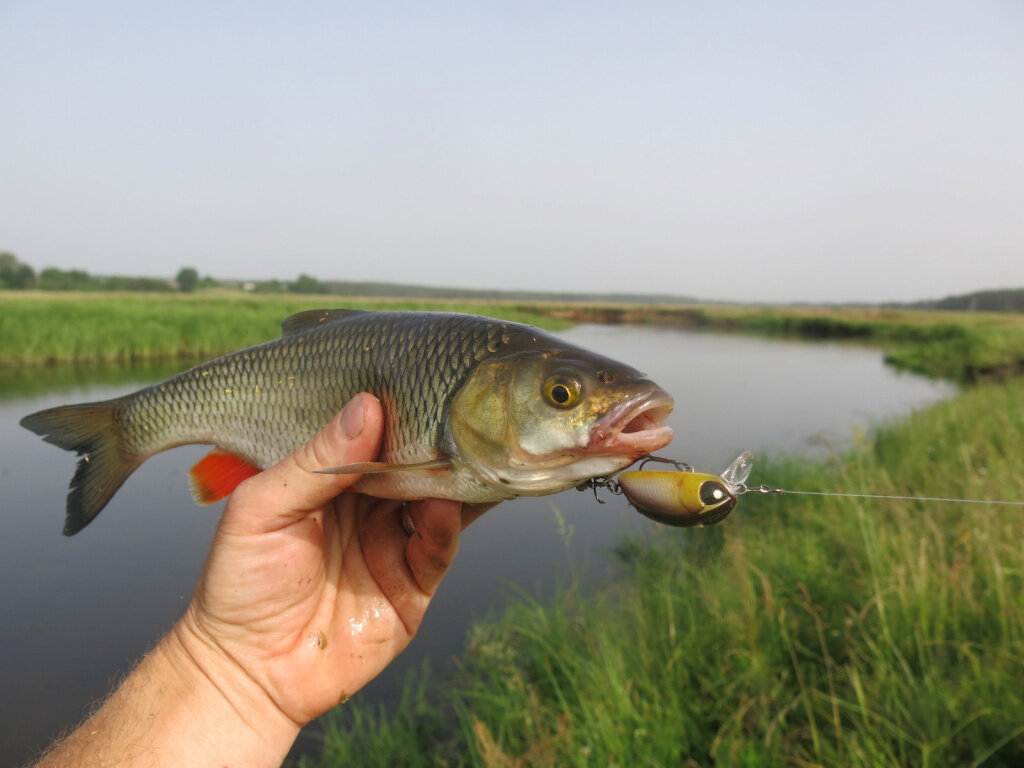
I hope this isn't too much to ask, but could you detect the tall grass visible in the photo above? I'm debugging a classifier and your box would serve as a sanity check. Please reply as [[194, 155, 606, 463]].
[[302, 378, 1024, 767], [5, 292, 1024, 381], [0, 291, 571, 366]]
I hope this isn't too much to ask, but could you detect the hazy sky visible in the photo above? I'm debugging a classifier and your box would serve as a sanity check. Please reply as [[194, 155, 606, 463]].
[[2, 1, 1022, 303]]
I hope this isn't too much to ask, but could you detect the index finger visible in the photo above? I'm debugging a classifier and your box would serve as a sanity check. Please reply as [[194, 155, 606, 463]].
[[223, 394, 385, 535]]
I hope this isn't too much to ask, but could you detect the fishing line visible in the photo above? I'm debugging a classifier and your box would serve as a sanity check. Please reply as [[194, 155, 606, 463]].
[[735, 484, 1024, 507]]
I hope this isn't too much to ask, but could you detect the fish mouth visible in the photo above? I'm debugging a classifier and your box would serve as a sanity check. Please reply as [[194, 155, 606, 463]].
[[587, 387, 674, 456]]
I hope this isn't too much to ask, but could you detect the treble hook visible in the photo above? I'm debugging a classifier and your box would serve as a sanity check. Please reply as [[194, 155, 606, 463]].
[[635, 455, 695, 473], [577, 454, 692, 504], [576, 475, 624, 504]]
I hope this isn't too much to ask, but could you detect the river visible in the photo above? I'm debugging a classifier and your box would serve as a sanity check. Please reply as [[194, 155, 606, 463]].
[[0, 325, 954, 765]]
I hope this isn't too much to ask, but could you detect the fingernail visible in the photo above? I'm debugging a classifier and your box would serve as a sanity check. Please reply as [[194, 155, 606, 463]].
[[340, 396, 365, 439]]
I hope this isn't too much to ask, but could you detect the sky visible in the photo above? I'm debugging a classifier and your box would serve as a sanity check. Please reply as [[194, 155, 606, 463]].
[[1, 1, 1022, 304]]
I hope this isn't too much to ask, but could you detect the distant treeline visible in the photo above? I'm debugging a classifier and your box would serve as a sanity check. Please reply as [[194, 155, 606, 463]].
[[0, 253, 210, 293], [0, 253, 697, 304], [902, 288, 1024, 313], [3, 251, 1022, 310], [261, 273, 698, 305]]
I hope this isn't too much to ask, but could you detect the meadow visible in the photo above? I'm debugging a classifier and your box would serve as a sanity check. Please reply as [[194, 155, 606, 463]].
[[4, 290, 1024, 765]]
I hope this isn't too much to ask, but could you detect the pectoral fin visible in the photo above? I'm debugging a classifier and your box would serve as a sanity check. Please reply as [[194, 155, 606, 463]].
[[189, 449, 262, 504], [313, 458, 452, 476]]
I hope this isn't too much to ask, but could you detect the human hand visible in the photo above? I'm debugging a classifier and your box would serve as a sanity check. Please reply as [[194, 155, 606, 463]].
[[32, 393, 483, 768], [174, 393, 468, 728]]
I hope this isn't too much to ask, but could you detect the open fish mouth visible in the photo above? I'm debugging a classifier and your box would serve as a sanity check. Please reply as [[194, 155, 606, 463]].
[[587, 388, 675, 456]]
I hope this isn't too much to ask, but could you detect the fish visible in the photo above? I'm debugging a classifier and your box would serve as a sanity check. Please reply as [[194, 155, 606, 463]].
[[615, 451, 753, 527], [21, 309, 674, 535]]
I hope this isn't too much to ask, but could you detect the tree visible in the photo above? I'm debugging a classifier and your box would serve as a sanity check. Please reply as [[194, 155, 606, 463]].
[[290, 274, 323, 294], [176, 267, 199, 293], [0, 252, 36, 289], [38, 267, 96, 290]]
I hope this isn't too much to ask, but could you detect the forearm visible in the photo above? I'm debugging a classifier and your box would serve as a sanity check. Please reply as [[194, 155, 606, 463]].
[[32, 624, 300, 768]]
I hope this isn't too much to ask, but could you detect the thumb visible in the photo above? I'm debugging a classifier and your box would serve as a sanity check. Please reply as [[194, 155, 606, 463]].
[[223, 393, 385, 534]]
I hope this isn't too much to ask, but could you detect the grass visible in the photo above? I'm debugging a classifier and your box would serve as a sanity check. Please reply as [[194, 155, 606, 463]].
[[4, 291, 1024, 381], [693, 305, 1024, 381], [299, 377, 1024, 767], [0, 291, 571, 366]]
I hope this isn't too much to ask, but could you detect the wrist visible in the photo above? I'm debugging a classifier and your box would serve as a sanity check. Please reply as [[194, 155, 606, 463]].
[[158, 617, 302, 766], [31, 618, 301, 768]]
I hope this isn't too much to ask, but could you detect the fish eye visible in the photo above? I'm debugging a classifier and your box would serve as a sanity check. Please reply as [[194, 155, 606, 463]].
[[698, 481, 730, 508], [543, 370, 583, 408]]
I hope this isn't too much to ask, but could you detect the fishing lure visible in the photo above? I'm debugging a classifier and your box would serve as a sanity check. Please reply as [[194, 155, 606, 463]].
[[581, 452, 753, 528], [582, 450, 1024, 528]]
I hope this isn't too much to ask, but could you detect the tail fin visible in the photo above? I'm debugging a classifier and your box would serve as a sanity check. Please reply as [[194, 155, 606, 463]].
[[20, 401, 143, 535]]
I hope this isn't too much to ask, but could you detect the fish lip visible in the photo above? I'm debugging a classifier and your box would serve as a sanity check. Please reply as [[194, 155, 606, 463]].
[[587, 388, 675, 456]]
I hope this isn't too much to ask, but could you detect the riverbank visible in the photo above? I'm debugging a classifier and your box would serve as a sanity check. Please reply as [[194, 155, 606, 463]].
[[3, 291, 1024, 381], [301, 376, 1024, 768], [0, 291, 570, 367], [545, 303, 1024, 381]]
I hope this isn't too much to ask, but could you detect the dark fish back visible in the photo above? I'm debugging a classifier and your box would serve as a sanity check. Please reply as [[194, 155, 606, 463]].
[[118, 312, 538, 467]]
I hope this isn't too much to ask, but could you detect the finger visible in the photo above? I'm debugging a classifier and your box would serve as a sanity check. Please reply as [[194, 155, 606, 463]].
[[356, 498, 461, 638], [224, 394, 384, 534], [405, 498, 462, 596]]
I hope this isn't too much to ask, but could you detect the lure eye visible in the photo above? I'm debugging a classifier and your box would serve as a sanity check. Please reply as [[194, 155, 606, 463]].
[[699, 480, 730, 508], [543, 370, 583, 408]]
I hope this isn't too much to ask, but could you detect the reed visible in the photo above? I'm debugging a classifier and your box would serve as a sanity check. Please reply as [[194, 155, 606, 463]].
[[302, 378, 1024, 767]]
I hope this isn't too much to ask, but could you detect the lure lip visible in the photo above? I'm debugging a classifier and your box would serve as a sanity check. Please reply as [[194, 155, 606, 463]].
[[720, 451, 754, 489], [586, 388, 674, 456]]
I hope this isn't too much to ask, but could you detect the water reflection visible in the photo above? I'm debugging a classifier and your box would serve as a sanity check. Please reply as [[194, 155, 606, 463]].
[[0, 357, 201, 400], [0, 327, 954, 765]]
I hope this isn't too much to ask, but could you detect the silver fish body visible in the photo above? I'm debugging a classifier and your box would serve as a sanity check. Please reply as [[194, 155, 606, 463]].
[[22, 309, 674, 534]]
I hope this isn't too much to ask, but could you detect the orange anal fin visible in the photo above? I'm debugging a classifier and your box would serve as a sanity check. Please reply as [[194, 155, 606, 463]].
[[189, 450, 261, 505]]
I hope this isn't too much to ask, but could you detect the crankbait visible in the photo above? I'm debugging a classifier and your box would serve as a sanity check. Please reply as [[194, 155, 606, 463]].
[[581, 450, 1024, 528], [580, 452, 753, 528]]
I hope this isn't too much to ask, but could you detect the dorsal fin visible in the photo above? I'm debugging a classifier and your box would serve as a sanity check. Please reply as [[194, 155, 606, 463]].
[[280, 308, 370, 337]]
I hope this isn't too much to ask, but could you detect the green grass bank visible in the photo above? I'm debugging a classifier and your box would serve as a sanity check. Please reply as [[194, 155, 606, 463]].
[[0, 291, 571, 367], [301, 376, 1024, 768], [4, 291, 1024, 381]]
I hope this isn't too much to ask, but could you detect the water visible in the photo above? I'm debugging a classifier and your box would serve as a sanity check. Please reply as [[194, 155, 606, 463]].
[[0, 327, 954, 765]]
